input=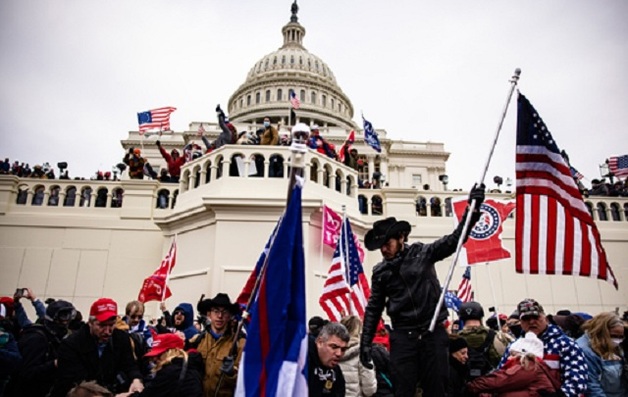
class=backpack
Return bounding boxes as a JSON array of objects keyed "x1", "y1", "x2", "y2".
[{"x1": 467, "y1": 329, "x2": 496, "y2": 379}]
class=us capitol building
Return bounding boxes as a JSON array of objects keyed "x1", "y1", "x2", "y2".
[{"x1": 1, "y1": 5, "x2": 626, "y2": 320}]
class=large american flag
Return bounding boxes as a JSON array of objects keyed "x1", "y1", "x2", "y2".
[
  {"x1": 137, "y1": 106, "x2": 177, "y2": 134},
  {"x1": 319, "y1": 218, "x2": 370, "y2": 321},
  {"x1": 289, "y1": 89, "x2": 301, "y2": 110},
  {"x1": 515, "y1": 93, "x2": 617, "y2": 289},
  {"x1": 608, "y1": 155, "x2": 628, "y2": 179},
  {"x1": 457, "y1": 266, "x2": 473, "y2": 303}
]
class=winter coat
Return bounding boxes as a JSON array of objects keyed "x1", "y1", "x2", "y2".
[
  {"x1": 12, "y1": 324, "x2": 62, "y2": 397},
  {"x1": 499, "y1": 324, "x2": 588, "y2": 397},
  {"x1": 308, "y1": 337, "x2": 346, "y2": 397},
  {"x1": 133, "y1": 354, "x2": 204, "y2": 397},
  {"x1": 576, "y1": 333, "x2": 628, "y2": 397},
  {"x1": 0, "y1": 330, "x2": 21, "y2": 396},
  {"x1": 158, "y1": 146, "x2": 186, "y2": 178},
  {"x1": 124, "y1": 152, "x2": 146, "y2": 179},
  {"x1": 173, "y1": 303, "x2": 200, "y2": 342},
  {"x1": 216, "y1": 114, "x2": 237, "y2": 148},
  {"x1": 370, "y1": 343, "x2": 394, "y2": 397},
  {"x1": 361, "y1": 210, "x2": 480, "y2": 346},
  {"x1": 260, "y1": 125, "x2": 278, "y2": 146},
  {"x1": 467, "y1": 356, "x2": 560, "y2": 397},
  {"x1": 447, "y1": 356, "x2": 469, "y2": 397},
  {"x1": 50, "y1": 323, "x2": 141, "y2": 397},
  {"x1": 193, "y1": 329, "x2": 245, "y2": 397},
  {"x1": 338, "y1": 336, "x2": 377, "y2": 397}
]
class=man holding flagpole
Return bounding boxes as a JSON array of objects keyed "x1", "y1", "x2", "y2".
[{"x1": 359, "y1": 185, "x2": 485, "y2": 397}]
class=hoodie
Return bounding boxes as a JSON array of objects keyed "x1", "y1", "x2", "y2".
[{"x1": 173, "y1": 303, "x2": 199, "y2": 341}]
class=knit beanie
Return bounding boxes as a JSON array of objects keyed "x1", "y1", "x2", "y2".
[
  {"x1": 449, "y1": 336, "x2": 468, "y2": 354},
  {"x1": 510, "y1": 332, "x2": 544, "y2": 359}
]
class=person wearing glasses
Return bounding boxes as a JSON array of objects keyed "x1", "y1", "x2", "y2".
[
  {"x1": 116, "y1": 301, "x2": 153, "y2": 377},
  {"x1": 309, "y1": 322, "x2": 350, "y2": 397},
  {"x1": 192, "y1": 293, "x2": 245, "y2": 397},
  {"x1": 50, "y1": 298, "x2": 143, "y2": 397},
  {"x1": 10, "y1": 300, "x2": 76, "y2": 396}
]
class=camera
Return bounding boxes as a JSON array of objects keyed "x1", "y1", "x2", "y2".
[{"x1": 15, "y1": 288, "x2": 29, "y2": 299}]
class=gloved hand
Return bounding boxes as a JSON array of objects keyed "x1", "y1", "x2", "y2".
[
  {"x1": 215, "y1": 104, "x2": 221, "y2": 113},
  {"x1": 155, "y1": 140, "x2": 161, "y2": 147},
  {"x1": 359, "y1": 344, "x2": 373, "y2": 369},
  {"x1": 220, "y1": 355, "x2": 235, "y2": 376},
  {"x1": 467, "y1": 183, "x2": 486, "y2": 212}
]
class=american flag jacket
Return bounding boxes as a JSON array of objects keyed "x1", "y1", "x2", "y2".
[{"x1": 499, "y1": 324, "x2": 588, "y2": 397}]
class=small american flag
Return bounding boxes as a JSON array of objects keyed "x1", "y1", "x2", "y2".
[
  {"x1": 515, "y1": 93, "x2": 617, "y2": 289},
  {"x1": 457, "y1": 266, "x2": 473, "y2": 303},
  {"x1": 137, "y1": 107, "x2": 177, "y2": 134},
  {"x1": 289, "y1": 89, "x2": 301, "y2": 110},
  {"x1": 569, "y1": 166, "x2": 584, "y2": 181},
  {"x1": 319, "y1": 218, "x2": 370, "y2": 321},
  {"x1": 608, "y1": 155, "x2": 628, "y2": 179}
]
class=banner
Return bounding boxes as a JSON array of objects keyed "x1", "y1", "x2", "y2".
[
  {"x1": 453, "y1": 199, "x2": 515, "y2": 265},
  {"x1": 322, "y1": 205, "x2": 365, "y2": 262},
  {"x1": 138, "y1": 239, "x2": 177, "y2": 303}
]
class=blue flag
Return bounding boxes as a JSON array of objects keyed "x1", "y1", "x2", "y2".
[
  {"x1": 363, "y1": 116, "x2": 381, "y2": 153},
  {"x1": 235, "y1": 184, "x2": 308, "y2": 396},
  {"x1": 444, "y1": 290, "x2": 462, "y2": 311}
]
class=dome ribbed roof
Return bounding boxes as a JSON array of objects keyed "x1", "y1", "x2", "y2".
[{"x1": 227, "y1": 3, "x2": 356, "y2": 130}]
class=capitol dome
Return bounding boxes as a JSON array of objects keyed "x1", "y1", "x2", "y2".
[{"x1": 227, "y1": 3, "x2": 356, "y2": 130}]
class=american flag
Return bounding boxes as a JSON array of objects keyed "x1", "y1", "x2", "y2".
[
  {"x1": 289, "y1": 89, "x2": 301, "y2": 110},
  {"x1": 456, "y1": 266, "x2": 473, "y2": 303},
  {"x1": 608, "y1": 155, "x2": 628, "y2": 179},
  {"x1": 515, "y1": 94, "x2": 617, "y2": 289},
  {"x1": 319, "y1": 218, "x2": 370, "y2": 321},
  {"x1": 569, "y1": 166, "x2": 584, "y2": 181},
  {"x1": 137, "y1": 106, "x2": 177, "y2": 134}
]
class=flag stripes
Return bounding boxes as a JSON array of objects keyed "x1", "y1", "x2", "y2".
[
  {"x1": 515, "y1": 94, "x2": 617, "y2": 288},
  {"x1": 137, "y1": 106, "x2": 177, "y2": 133}
]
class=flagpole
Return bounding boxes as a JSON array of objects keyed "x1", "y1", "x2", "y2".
[
  {"x1": 161, "y1": 235, "x2": 176, "y2": 303},
  {"x1": 429, "y1": 68, "x2": 521, "y2": 333},
  {"x1": 484, "y1": 262, "x2": 503, "y2": 330}
]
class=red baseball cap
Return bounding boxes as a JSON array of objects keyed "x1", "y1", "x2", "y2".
[
  {"x1": 144, "y1": 333, "x2": 184, "y2": 358},
  {"x1": 90, "y1": 298, "x2": 118, "y2": 322}
]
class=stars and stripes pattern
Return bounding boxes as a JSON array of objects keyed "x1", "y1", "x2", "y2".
[
  {"x1": 515, "y1": 94, "x2": 617, "y2": 288},
  {"x1": 569, "y1": 166, "x2": 584, "y2": 181},
  {"x1": 319, "y1": 218, "x2": 371, "y2": 322},
  {"x1": 137, "y1": 106, "x2": 177, "y2": 134},
  {"x1": 444, "y1": 290, "x2": 462, "y2": 311},
  {"x1": 289, "y1": 89, "x2": 301, "y2": 109},
  {"x1": 456, "y1": 266, "x2": 473, "y2": 303},
  {"x1": 608, "y1": 154, "x2": 628, "y2": 178}
]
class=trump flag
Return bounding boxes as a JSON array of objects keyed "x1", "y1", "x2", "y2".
[
  {"x1": 235, "y1": 184, "x2": 308, "y2": 397},
  {"x1": 138, "y1": 239, "x2": 177, "y2": 303},
  {"x1": 453, "y1": 199, "x2": 515, "y2": 265},
  {"x1": 322, "y1": 205, "x2": 365, "y2": 263}
]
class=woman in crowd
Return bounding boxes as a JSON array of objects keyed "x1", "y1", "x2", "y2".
[
  {"x1": 447, "y1": 335, "x2": 469, "y2": 397},
  {"x1": 339, "y1": 315, "x2": 377, "y2": 397},
  {"x1": 115, "y1": 333, "x2": 203, "y2": 397},
  {"x1": 576, "y1": 312, "x2": 627, "y2": 396}
]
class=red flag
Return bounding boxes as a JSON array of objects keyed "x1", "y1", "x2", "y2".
[
  {"x1": 322, "y1": 205, "x2": 365, "y2": 263},
  {"x1": 138, "y1": 240, "x2": 177, "y2": 303},
  {"x1": 319, "y1": 218, "x2": 370, "y2": 321},
  {"x1": 453, "y1": 198, "x2": 515, "y2": 265},
  {"x1": 338, "y1": 130, "x2": 356, "y2": 163},
  {"x1": 516, "y1": 94, "x2": 617, "y2": 288}
]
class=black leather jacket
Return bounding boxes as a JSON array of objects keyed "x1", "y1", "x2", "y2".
[{"x1": 361, "y1": 210, "x2": 480, "y2": 347}]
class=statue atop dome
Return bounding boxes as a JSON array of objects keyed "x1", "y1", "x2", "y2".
[{"x1": 290, "y1": 0, "x2": 299, "y2": 23}]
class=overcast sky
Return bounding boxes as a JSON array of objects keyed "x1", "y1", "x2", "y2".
[{"x1": 1, "y1": 0, "x2": 627, "y2": 190}]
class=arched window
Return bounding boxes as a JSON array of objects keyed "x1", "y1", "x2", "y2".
[
  {"x1": 80, "y1": 187, "x2": 92, "y2": 207},
  {"x1": 277, "y1": 89, "x2": 283, "y2": 101},
  {"x1": 255, "y1": 92, "x2": 261, "y2": 104},
  {"x1": 281, "y1": 55, "x2": 286, "y2": 65},
  {"x1": 596, "y1": 202, "x2": 608, "y2": 221},
  {"x1": 610, "y1": 203, "x2": 621, "y2": 221},
  {"x1": 48, "y1": 186, "x2": 60, "y2": 206},
  {"x1": 16, "y1": 186, "x2": 28, "y2": 205},
  {"x1": 430, "y1": 197, "x2": 442, "y2": 217},
  {"x1": 416, "y1": 197, "x2": 427, "y2": 216},
  {"x1": 371, "y1": 195, "x2": 383, "y2": 215},
  {"x1": 358, "y1": 195, "x2": 368, "y2": 214},
  {"x1": 311, "y1": 91, "x2": 317, "y2": 105},
  {"x1": 290, "y1": 55, "x2": 294, "y2": 64},
  {"x1": 157, "y1": 189, "x2": 170, "y2": 209},
  {"x1": 247, "y1": 95, "x2": 251, "y2": 106},
  {"x1": 32, "y1": 186, "x2": 45, "y2": 206},
  {"x1": 322, "y1": 95, "x2": 327, "y2": 108},
  {"x1": 265, "y1": 90, "x2": 271, "y2": 102},
  {"x1": 300, "y1": 90, "x2": 305, "y2": 102},
  {"x1": 111, "y1": 188, "x2": 123, "y2": 208},
  {"x1": 95, "y1": 188, "x2": 108, "y2": 208},
  {"x1": 64, "y1": 186, "x2": 77, "y2": 207}
]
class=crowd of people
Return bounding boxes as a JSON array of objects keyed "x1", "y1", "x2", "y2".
[{"x1": 587, "y1": 179, "x2": 628, "y2": 197}]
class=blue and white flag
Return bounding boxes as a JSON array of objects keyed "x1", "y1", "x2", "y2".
[
  {"x1": 363, "y1": 116, "x2": 381, "y2": 153},
  {"x1": 235, "y1": 184, "x2": 308, "y2": 397},
  {"x1": 444, "y1": 290, "x2": 462, "y2": 311}
]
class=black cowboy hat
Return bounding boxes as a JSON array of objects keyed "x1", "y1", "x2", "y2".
[
  {"x1": 364, "y1": 217, "x2": 411, "y2": 251},
  {"x1": 197, "y1": 293, "x2": 240, "y2": 316}
]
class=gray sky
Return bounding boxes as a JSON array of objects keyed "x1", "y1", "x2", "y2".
[{"x1": 1, "y1": 0, "x2": 627, "y2": 190}]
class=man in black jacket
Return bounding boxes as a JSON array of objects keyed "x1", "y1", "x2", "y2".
[
  {"x1": 50, "y1": 298, "x2": 143, "y2": 397},
  {"x1": 359, "y1": 185, "x2": 485, "y2": 397},
  {"x1": 308, "y1": 322, "x2": 349, "y2": 397}
]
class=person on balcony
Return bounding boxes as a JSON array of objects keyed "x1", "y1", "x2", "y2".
[
  {"x1": 123, "y1": 148, "x2": 146, "y2": 180},
  {"x1": 308, "y1": 125, "x2": 336, "y2": 159},
  {"x1": 156, "y1": 141, "x2": 185, "y2": 184}
]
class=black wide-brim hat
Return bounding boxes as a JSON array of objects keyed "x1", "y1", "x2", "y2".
[
  {"x1": 197, "y1": 293, "x2": 240, "y2": 316},
  {"x1": 364, "y1": 217, "x2": 411, "y2": 251}
]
